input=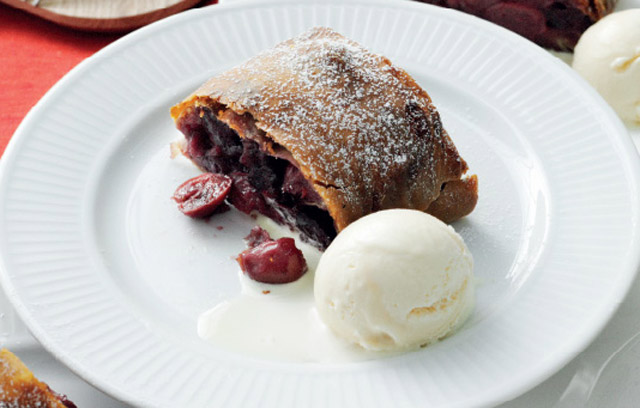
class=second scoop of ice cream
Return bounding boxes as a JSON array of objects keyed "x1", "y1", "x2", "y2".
[
  {"x1": 572, "y1": 9, "x2": 640, "y2": 125},
  {"x1": 314, "y1": 209, "x2": 474, "y2": 351}
]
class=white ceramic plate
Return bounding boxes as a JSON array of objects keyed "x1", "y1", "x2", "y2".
[{"x1": 1, "y1": 1, "x2": 639, "y2": 407}]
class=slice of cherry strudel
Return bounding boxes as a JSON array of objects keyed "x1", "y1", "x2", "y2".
[{"x1": 171, "y1": 27, "x2": 478, "y2": 249}]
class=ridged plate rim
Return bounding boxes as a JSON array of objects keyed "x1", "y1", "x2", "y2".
[{"x1": 1, "y1": 0, "x2": 639, "y2": 407}]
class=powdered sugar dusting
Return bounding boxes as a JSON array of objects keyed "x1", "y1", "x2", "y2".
[{"x1": 192, "y1": 27, "x2": 469, "y2": 228}]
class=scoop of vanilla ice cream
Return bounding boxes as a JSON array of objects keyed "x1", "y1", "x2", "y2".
[
  {"x1": 572, "y1": 9, "x2": 640, "y2": 124},
  {"x1": 314, "y1": 209, "x2": 474, "y2": 351}
]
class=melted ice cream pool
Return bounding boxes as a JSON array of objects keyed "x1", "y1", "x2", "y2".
[{"x1": 197, "y1": 216, "x2": 401, "y2": 362}]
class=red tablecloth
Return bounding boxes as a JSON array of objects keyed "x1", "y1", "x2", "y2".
[
  {"x1": 0, "y1": 2, "x2": 215, "y2": 158},
  {"x1": 0, "y1": 4, "x2": 118, "y2": 157}
]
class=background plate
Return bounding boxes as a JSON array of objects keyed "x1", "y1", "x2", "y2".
[{"x1": 1, "y1": 0, "x2": 639, "y2": 407}]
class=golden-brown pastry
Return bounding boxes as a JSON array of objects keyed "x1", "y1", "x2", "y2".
[
  {"x1": 0, "y1": 348, "x2": 76, "y2": 408},
  {"x1": 171, "y1": 27, "x2": 477, "y2": 248}
]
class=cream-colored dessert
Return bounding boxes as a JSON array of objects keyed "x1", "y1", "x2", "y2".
[
  {"x1": 198, "y1": 211, "x2": 475, "y2": 359},
  {"x1": 197, "y1": 216, "x2": 400, "y2": 362},
  {"x1": 314, "y1": 209, "x2": 474, "y2": 351},
  {"x1": 572, "y1": 9, "x2": 640, "y2": 124}
]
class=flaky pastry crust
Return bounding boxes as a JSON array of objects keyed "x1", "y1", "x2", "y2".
[{"x1": 172, "y1": 27, "x2": 477, "y2": 232}]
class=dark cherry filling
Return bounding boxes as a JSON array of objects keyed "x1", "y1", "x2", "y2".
[
  {"x1": 172, "y1": 173, "x2": 232, "y2": 218},
  {"x1": 59, "y1": 395, "x2": 77, "y2": 408},
  {"x1": 237, "y1": 226, "x2": 308, "y2": 284},
  {"x1": 177, "y1": 106, "x2": 336, "y2": 249},
  {"x1": 244, "y1": 225, "x2": 272, "y2": 247},
  {"x1": 282, "y1": 164, "x2": 325, "y2": 207},
  {"x1": 417, "y1": 0, "x2": 597, "y2": 50},
  {"x1": 47, "y1": 386, "x2": 77, "y2": 408}
]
